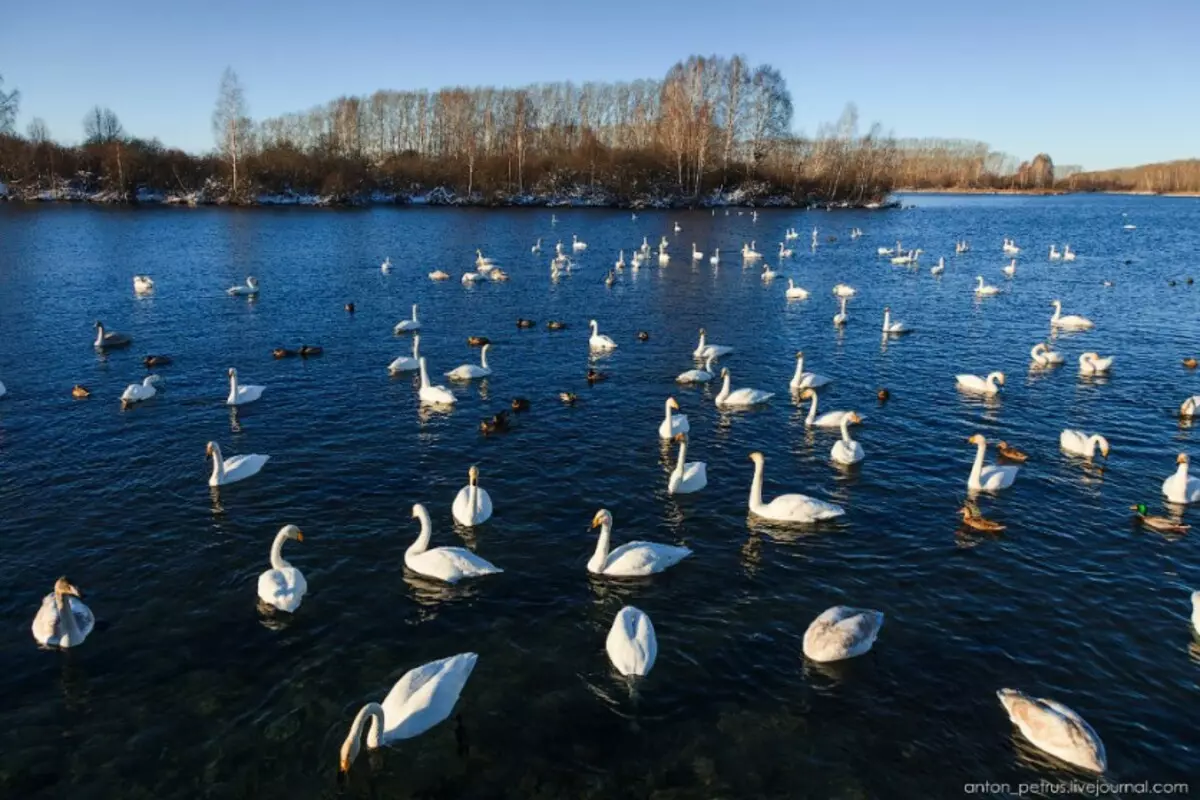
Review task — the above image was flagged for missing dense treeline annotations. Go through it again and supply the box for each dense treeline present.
[1063,160,1200,194]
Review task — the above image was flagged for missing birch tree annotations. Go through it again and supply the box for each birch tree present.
[0,74,18,134]
[212,67,249,200]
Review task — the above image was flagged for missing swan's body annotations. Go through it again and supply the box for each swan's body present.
[227,276,259,296]
[748,452,845,522]
[1030,342,1064,367]
[956,371,1005,396]
[338,653,478,773]
[393,304,421,333]
[1060,429,1110,459]
[257,525,307,612]
[461,271,483,284]
[676,355,715,384]
[380,257,392,273]
[790,352,832,391]
[587,510,691,577]
[451,466,493,526]
[931,257,945,276]
[785,279,809,299]
[226,368,265,406]
[31,578,94,648]
[710,248,720,265]
[832,283,856,297]
[589,320,618,352]
[974,276,1000,296]
[1049,244,1062,261]
[1050,300,1093,330]
[93,321,131,349]
[417,357,456,405]
[446,344,492,380]
[761,265,778,281]
[1179,395,1200,418]
[1003,259,1017,277]
[801,389,856,428]
[997,690,1106,773]
[206,441,270,487]
[803,606,883,662]
[658,397,690,439]
[408,503,500,580]
[715,368,774,408]
[120,375,162,407]
[133,275,154,294]
[966,433,1018,492]
[1063,244,1076,262]
[693,329,733,360]
[1162,454,1200,504]
[668,434,707,494]
[881,306,911,334]
[1078,352,1113,375]
[830,414,865,465]
[607,606,657,677]
[572,234,588,251]
[428,270,450,281]
[692,243,704,260]
[388,335,421,373]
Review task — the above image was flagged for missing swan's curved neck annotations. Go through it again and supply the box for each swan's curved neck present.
[704,355,714,374]
[590,321,598,336]
[1051,301,1061,320]
[1088,435,1106,454]
[1176,460,1190,483]
[589,522,612,572]
[410,507,433,555]
[56,590,83,643]
[663,400,674,424]
[792,357,804,382]
[717,372,730,403]
[93,325,104,346]
[418,359,430,388]
[412,336,420,358]
[209,445,224,482]
[749,459,765,512]
[970,439,986,484]
[697,331,707,349]
[988,373,1001,388]
[270,531,291,570]
[806,391,817,424]
[479,346,489,370]
[342,703,386,766]
[839,416,853,443]
[411,304,418,322]
[673,438,687,477]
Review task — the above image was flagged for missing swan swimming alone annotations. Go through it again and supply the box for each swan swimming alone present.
[668,433,707,494]
[587,509,692,577]
[31,577,95,648]
[1162,454,1200,504]
[133,275,155,294]
[408,503,501,581]
[589,320,618,352]
[120,375,162,408]
[1030,342,1064,367]
[966,433,1018,492]
[676,355,716,384]
[785,279,810,300]
[417,357,456,406]
[996,689,1106,773]
[832,283,857,298]
[1060,429,1110,460]
[956,371,1005,396]
[388,335,421,373]
[802,606,883,662]
[715,368,774,408]
[257,525,307,612]
[1050,299,1094,330]
[451,466,493,526]
[207,441,270,487]
[830,413,865,465]
[658,397,690,439]
[747,452,845,522]
[800,388,857,428]
[607,606,657,677]
[338,652,478,774]
[446,344,493,380]
[226,368,265,406]
[789,352,832,391]
[1078,352,1113,375]
[93,320,131,349]
[393,304,421,333]
[227,276,259,296]
[693,328,733,360]
[1002,259,1017,277]
[974,276,1001,296]
[881,306,912,334]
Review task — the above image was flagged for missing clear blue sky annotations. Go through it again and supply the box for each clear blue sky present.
[3,0,1196,170]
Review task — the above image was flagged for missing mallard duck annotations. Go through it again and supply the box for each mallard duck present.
[511,397,530,412]
[1184,358,1198,369]
[877,388,890,403]
[143,355,172,368]
[299,345,323,358]
[547,320,568,331]
[637,331,650,341]
[996,441,1029,462]
[273,348,298,359]
[344,303,356,313]
[480,411,510,435]
[467,336,490,347]
[587,368,607,384]
[71,385,91,399]
[1130,504,1190,533]
[517,319,536,329]
[959,506,1006,533]
[559,392,578,405]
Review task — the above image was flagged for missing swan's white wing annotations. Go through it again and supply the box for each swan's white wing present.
[682,462,707,488]
[813,411,851,428]
[415,547,502,582]
[224,454,270,481]
[238,385,266,403]
[606,606,657,676]
[31,594,94,647]
[999,691,1106,772]
[803,606,883,661]
[761,492,845,522]
[604,542,692,576]
[258,567,306,611]
[382,653,478,741]
[980,465,1018,489]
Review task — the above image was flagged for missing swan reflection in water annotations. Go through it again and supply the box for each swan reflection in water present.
[402,571,482,612]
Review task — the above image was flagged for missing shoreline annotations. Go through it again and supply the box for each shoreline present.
[899,187,1200,198]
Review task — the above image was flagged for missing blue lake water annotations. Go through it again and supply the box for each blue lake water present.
[0,194,1198,798]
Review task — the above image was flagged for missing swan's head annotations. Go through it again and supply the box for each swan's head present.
[795,351,804,360]
[799,389,816,400]
[410,503,429,521]
[848,413,863,424]
[468,465,480,483]
[53,577,81,598]
[280,524,304,542]
[968,433,986,446]
[698,327,706,336]
[748,451,765,464]
[1097,437,1111,458]
[227,367,237,378]
[93,320,103,329]
[1177,453,1189,466]
[667,397,680,411]
[994,372,1006,385]
[720,368,730,378]
[884,306,891,313]
[1050,299,1061,307]
[247,276,258,286]
[591,509,612,529]
[205,441,216,457]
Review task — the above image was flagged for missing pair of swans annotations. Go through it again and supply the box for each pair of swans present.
[32,577,95,648]
[676,355,715,384]
[446,345,492,380]
[607,606,657,677]
[418,358,456,405]
[408,503,500,581]
[881,306,912,334]
[966,433,1019,492]
[227,368,265,405]
[658,397,689,439]
[715,368,774,408]
[394,304,421,333]
[790,352,832,392]
[668,434,707,494]
[694,329,733,360]
[133,275,155,294]
[1163,454,1200,504]
[974,276,1001,296]
[589,320,617,351]
[956,371,1005,396]
[799,388,858,428]
[451,466,493,526]
[1002,239,1020,254]
[227,276,259,296]
[207,440,270,487]
[121,375,162,408]
[1050,300,1093,330]
[785,279,809,299]
[997,689,1106,773]
[588,509,692,576]
[1078,352,1113,375]
[748,452,845,522]
[94,320,131,349]
[741,242,762,260]
[258,525,307,612]
[803,606,884,662]
[389,335,421,373]
[1060,429,1110,459]
[1030,342,1064,367]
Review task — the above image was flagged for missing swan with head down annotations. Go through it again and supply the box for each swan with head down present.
[802,606,883,662]
[1060,430,1110,460]
[996,689,1106,773]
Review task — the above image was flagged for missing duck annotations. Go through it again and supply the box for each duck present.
[120,375,163,408]
[709,248,720,266]
[206,441,270,487]
[877,388,890,403]
[833,296,849,327]
[1050,299,1094,330]
[1129,504,1190,534]
[747,452,845,523]
[466,336,490,347]
[226,368,265,406]
[71,385,91,399]
[966,433,1018,492]
[668,433,707,494]
[1180,395,1200,418]
[693,328,733,360]
[715,368,774,409]
[676,355,716,384]
[996,690,1106,773]
[802,606,883,662]
[451,466,493,526]
[974,276,1000,296]
[636,331,650,342]
[956,371,1005,396]
[417,358,456,405]
[133,275,155,294]
[387,335,421,374]
[588,320,618,351]
[1002,259,1017,277]
[996,441,1029,462]
[344,302,356,314]
[516,318,536,329]
[1060,429,1110,459]
[587,509,691,576]
[830,413,865,465]
[572,234,588,251]
[657,397,689,439]
[586,368,607,384]
[547,320,568,331]
[1162,453,1200,504]
[338,653,478,774]
[559,392,578,405]
[480,411,510,435]
[785,279,810,300]
[510,397,530,412]
[393,304,421,333]
[299,345,323,358]
[410,503,500,578]
[31,577,94,648]
[273,347,298,359]
[226,276,259,295]
[142,355,172,368]
[429,269,451,281]
[800,388,857,428]
[93,320,131,349]
[1078,352,1113,375]
[256,525,307,612]
[789,352,832,391]
[959,505,1005,533]
[881,306,912,334]
[832,283,857,298]
[606,606,657,677]
[1030,342,1064,367]
[1183,358,1198,369]
[380,257,392,274]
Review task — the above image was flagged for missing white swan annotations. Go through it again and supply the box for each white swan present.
[832,283,857,297]
[120,375,162,408]
[1050,300,1093,330]
[715,368,774,408]
[673,222,681,233]
[802,606,883,662]
[658,397,690,439]
[227,276,259,295]
[133,275,155,294]
[338,653,478,774]
[931,257,945,276]
[974,275,1000,296]
[956,371,1005,396]
[206,441,270,487]
[531,238,541,253]
[1162,454,1200,504]
[257,525,307,612]
[790,352,832,391]
[381,257,392,273]
[451,466,493,526]
[388,335,421,373]
[676,355,715,384]
[31,577,94,648]
[709,248,720,266]
[997,690,1106,773]
[694,328,733,360]
[408,503,500,580]
[966,433,1018,492]
[475,249,496,269]
[446,344,492,380]
[226,368,265,406]
[393,304,421,333]
[572,234,588,251]
[417,357,456,406]
[1049,244,1062,261]
[1063,244,1076,261]
[1078,352,1113,375]
[1030,342,1064,367]
[778,242,793,258]
[587,509,691,577]
[589,320,618,352]
[833,296,849,327]
[615,250,625,270]
[1002,259,1017,277]
[1179,395,1200,418]
[657,248,670,266]
[1002,239,1020,255]
[761,264,777,282]
[668,433,707,494]
[830,413,865,465]
[800,388,857,428]
[607,606,657,677]
[1192,592,1200,635]
[881,306,912,334]
[1060,429,1110,459]
[692,243,704,260]
[428,269,450,281]
[748,452,845,522]
[461,271,484,284]
[785,279,810,299]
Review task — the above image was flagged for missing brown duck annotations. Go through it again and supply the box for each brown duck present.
[996,441,1029,462]
[143,355,173,368]
[467,336,490,347]
[959,506,1006,533]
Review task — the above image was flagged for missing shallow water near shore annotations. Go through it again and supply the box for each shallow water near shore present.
[0,194,1198,799]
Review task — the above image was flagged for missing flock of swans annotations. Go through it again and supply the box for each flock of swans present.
[13,211,1200,781]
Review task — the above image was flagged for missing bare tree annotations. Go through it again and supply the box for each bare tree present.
[212,67,249,200]
[83,106,124,143]
[0,74,18,134]
[26,117,50,143]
